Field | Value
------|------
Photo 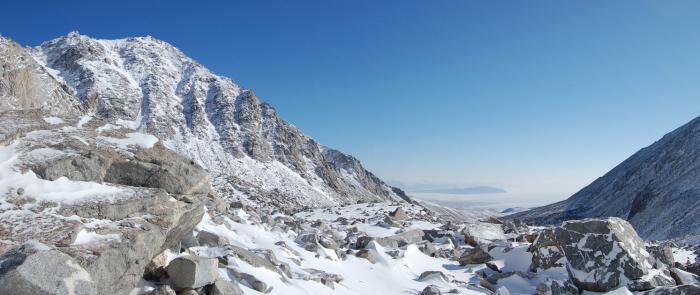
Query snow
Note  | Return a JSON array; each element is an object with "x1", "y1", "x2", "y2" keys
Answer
[
  {"x1": 0, "y1": 142, "x2": 125, "y2": 204},
  {"x1": 72, "y1": 229, "x2": 121, "y2": 245},
  {"x1": 43, "y1": 116, "x2": 65, "y2": 125},
  {"x1": 194, "y1": 209, "x2": 488, "y2": 295},
  {"x1": 98, "y1": 132, "x2": 159, "y2": 150}
]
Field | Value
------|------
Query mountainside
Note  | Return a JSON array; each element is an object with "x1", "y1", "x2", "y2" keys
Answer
[
  {"x1": 1, "y1": 32, "x2": 402, "y2": 210},
  {"x1": 509, "y1": 116, "x2": 700, "y2": 240}
]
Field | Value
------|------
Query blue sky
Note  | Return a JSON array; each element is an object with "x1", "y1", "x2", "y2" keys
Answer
[{"x1": 3, "y1": 1, "x2": 700, "y2": 201}]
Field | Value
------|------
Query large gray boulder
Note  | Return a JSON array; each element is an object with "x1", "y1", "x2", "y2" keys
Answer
[
  {"x1": 166, "y1": 255, "x2": 219, "y2": 290},
  {"x1": 542, "y1": 218, "x2": 656, "y2": 292},
  {"x1": 209, "y1": 279, "x2": 244, "y2": 295},
  {"x1": 458, "y1": 247, "x2": 492, "y2": 265},
  {"x1": 0, "y1": 243, "x2": 96, "y2": 295}
]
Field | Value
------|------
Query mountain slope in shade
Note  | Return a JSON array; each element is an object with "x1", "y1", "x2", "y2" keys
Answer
[
  {"x1": 509, "y1": 116, "x2": 700, "y2": 240},
  {"x1": 1, "y1": 32, "x2": 403, "y2": 209}
]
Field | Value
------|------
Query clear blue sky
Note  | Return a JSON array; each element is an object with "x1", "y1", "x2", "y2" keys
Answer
[{"x1": 3, "y1": 1, "x2": 700, "y2": 200}]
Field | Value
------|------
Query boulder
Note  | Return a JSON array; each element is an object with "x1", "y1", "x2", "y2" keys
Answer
[
  {"x1": 165, "y1": 255, "x2": 219, "y2": 290},
  {"x1": 143, "y1": 285, "x2": 176, "y2": 295},
  {"x1": 389, "y1": 207, "x2": 407, "y2": 220},
  {"x1": 419, "y1": 285, "x2": 442, "y2": 295},
  {"x1": 670, "y1": 268, "x2": 700, "y2": 286},
  {"x1": 355, "y1": 249, "x2": 374, "y2": 262},
  {"x1": 458, "y1": 247, "x2": 492, "y2": 265},
  {"x1": 638, "y1": 285, "x2": 700, "y2": 295},
  {"x1": 545, "y1": 218, "x2": 655, "y2": 292},
  {"x1": 417, "y1": 271, "x2": 448, "y2": 282},
  {"x1": 528, "y1": 228, "x2": 565, "y2": 271},
  {"x1": 209, "y1": 279, "x2": 244, "y2": 295},
  {"x1": 647, "y1": 243, "x2": 675, "y2": 267},
  {"x1": 230, "y1": 270, "x2": 268, "y2": 293},
  {"x1": 355, "y1": 236, "x2": 398, "y2": 249},
  {"x1": 388, "y1": 228, "x2": 426, "y2": 246},
  {"x1": 197, "y1": 230, "x2": 228, "y2": 247},
  {"x1": 0, "y1": 243, "x2": 97, "y2": 295}
]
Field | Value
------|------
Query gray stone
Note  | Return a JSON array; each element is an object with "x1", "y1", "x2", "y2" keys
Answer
[
  {"x1": 458, "y1": 247, "x2": 492, "y2": 265},
  {"x1": 355, "y1": 249, "x2": 374, "y2": 262},
  {"x1": 0, "y1": 245, "x2": 97, "y2": 295},
  {"x1": 197, "y1": 230, "x2": 228, "y2": 247},
  {"x1": 355, "y1": 236, "x2": 398, "y2": 249},
  {"x1": 390, "y1": 207, "x2": 407, "y2": 220},
  {"x1": 388, "y1": 228, "x2": 426, "y2": 246},
  {"x1": 165, "y1": 255, "x2": 219, "y2": 289},
  {"x1": 419, "y1": 285, "x2": 442, "y2": 295},
  {"x1": 143, "y1": 285, "x2": 176, "y2": 295},
  {"x1": 417, "y1": 271, "x2": 448, "y2": 282},
  {"x1": 209, "y1": 279, "x2": 244, "y2": 295},
  {"x1": 638, "y1": 285, "x2": 700, "y2": 295},
  {"x1": 230, "y1": 270, "x2": 268, "y2": 293},
  {"x1": 547, "y1": 218, "x2": 655, "y2": 292},
  {"x1": 670, "y1": 268, "x2": 700, "y2": 286},
  {"x1": 647, "y1": 243, "x2": 676, "y2": 267}
]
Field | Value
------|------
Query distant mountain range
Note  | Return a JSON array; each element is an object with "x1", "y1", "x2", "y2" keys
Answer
[{"x1": 509, "y1": 116, "x2": 700, "y2": 240}]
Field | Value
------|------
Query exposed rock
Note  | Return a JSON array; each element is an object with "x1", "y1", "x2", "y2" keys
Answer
[
  {"x1": 638, "y1": 285, "x2": 700, "y2": 295},
  {"x1": 197, "y1": 230, "x2": 229, "y2": 247},
  {"x1": 528, "y1": 228, "x2": 565, "y2": 271},
  {"x1": 209, "y1": 279, "x2": 244, "y2": 295},
  {"x1": 230, "y1": 270, "x2": 269, "y2": 293},
  {"x1": 303, "y1": 268, "x2": 344, "y2": 289},
  {"x1": 670, "y1": 268, "x2": 700, "y2": 286},
  {"x1": 0, "y1": 243, "x2": 97, "y2": 295},
  {"x1": 388, "y1": 228, "x2": 426, "y2": 246},
  {"x1": 419, "y1": 285, "x2": 442, "y2": 295},
  {"x1": 417, "y1": 271, "x2": 448, "y2": 282},
  {"x1": 355, "y1": 236, "x2": 398, "y2": 249},
  {"x1": 458, "y1": 247, "x2": 492, "y2": 265},
  {"x1": 390, "y1": 207, "x2": 407, "y2": 220},
  {"x1": 647, "y1": 243, "x2": 676, "y2": 267},
  {"x1": 165, "y1": 255, "x2": 219, "y2": 290},
  {"x1": 355, "y1": 249, "x2": 374, "y2": 262},
  {"x1": 532, "y1": 218, "x2": 655, "y2": 292},
  {"x1": 144, "y1": 251, "x2": 169, "y2": 281},
  {"x1": 143, "y1": 285, "x2": 176, "y2": 295}
]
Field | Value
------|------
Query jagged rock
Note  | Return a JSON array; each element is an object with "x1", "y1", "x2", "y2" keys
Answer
[
  {"x1": 458, "y1": 247, "x2": 492, "y2": 265},
  {"x1": 230, "y1": 270, "x2": 268, "y2": 293},
  {"x1": 389, "y1": 228, "x2": 426, "y2": 246},
  {"x1": 419, "y1": 285, "x2": 442, "y2": 295},
  {"x1": 638, "y1": 285, "x2": 700, "y2": 295},
  {"x1": 486, "y1": 261, "x2": 501, "y2": 272},
  {"x1": 417, "y1": 271, "x2": 448, "y2": 282},
  {"x1": 416, "y1": 240, "x2": 437, "y2": 257},
  {"x1": 197, "y1": 230, "x2": 228, "y2": 247},
  {"x1": 628, "y1": 273, "x2": 676, "y2": 291},
  {"x1": 647, "y1": 243, "x2": 676, "y2": 267},
  {"x1": 355, "y1": 249, "x2": 374, "y2": 262},
  {"x1": 209, "y1": 279, "x2": 244, "y2": 295},
  {"x1": 535, "y1": 218, "x2": 655, "y2": 292},
  {"x1": 390, "y1": 207, "x2": 407, "y2": 220},
  {"x1": 303, "y1": 268, "x2": 344, "y2": 289},
  {"x1": 229, "y1": 246, "x2": 278, "y2": 273},
  {"x1": 549, "y1": 280, "x2": 579, "y2": 295},
  {"x1": 176, "y1": 288, "x2": 198, "y2": 295},
  {"x1": 670, "y1": 268, "x2": 700, "y2": 286},
  {"x1": 144, "y1": 251, "x2": 168, "y2": 281},
  {"x1": 0, "y1": 243, "x2": 97, "y2": 295},
  {"x1": 165, "y1": 255, "x2": 219, "y2": 290},
  {"x1": 144, "y1": 285, "x2": 176, "y2": 295},
  {"x1": 355, "y1": 236, "x2": 398, "y2": 249},
  {"x1": 528, "y1": 228, "x2": 565, "y2": 271}
]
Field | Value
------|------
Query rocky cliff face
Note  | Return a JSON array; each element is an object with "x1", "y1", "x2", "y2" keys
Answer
[
  {"x1": 509, "y1": 116, "x2": 700, "y2": 240},
  {"x1": 0, "y1": 32, "x2": 401, "y2": 210}
]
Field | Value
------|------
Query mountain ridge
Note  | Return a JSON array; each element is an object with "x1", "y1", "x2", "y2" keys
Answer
[
  {"x1": 1, "y1": 32, "x2": 405, "y2": 210},
  {"x1": 508, "y1": 116, "x2": 700, "y2": 240}
]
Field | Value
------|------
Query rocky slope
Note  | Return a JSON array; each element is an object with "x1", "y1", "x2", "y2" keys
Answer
[
  {"x1": 508, "y1": 117, "x2": 700, "y2": 240},
  {"x1": 2, "y1": 32, "x2": 403, "y2": 210}
]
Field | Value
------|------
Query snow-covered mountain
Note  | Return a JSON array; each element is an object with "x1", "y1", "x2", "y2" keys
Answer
[
  {"x1": 509, "y1": 116, "x2": 700, "y2": 240},
  {"x1": 2, "y1": 32, "x2": 404, "y2": 210}
]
